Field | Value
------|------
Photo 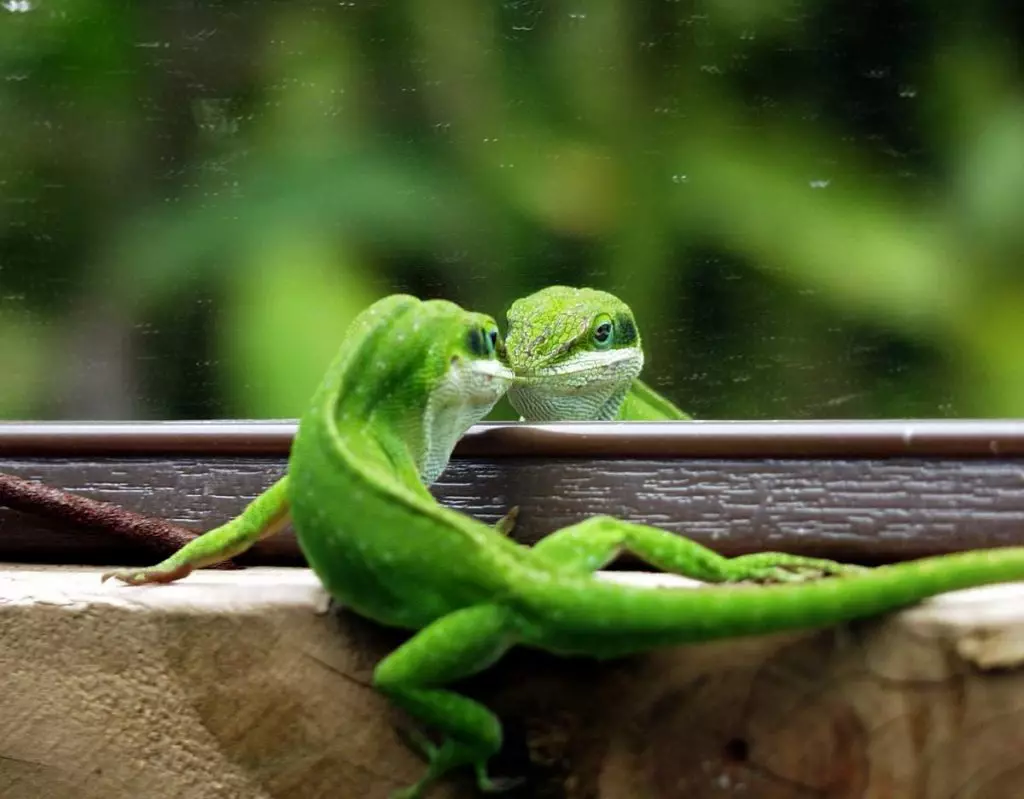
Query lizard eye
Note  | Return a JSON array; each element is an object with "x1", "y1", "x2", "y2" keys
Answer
[
  {"x1": 490, "y1": 327, "x2": 508, "y2": 361},
  {"x1": 467, "y1": 325, "x2": 501, "y2": 358},
  {"x1": 592, "y1": 315, "x2": 614, "y2": 349},
  {"x1": 466, "y1": 327, "x2": 488, "y2": 357}
]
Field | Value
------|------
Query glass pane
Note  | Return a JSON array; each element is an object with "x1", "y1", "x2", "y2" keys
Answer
[{"x1": 2, "y1": 1, "x2": 1022, "y2": 421}]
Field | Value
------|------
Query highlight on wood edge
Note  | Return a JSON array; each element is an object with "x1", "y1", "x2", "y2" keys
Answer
[{"x1": 0, "y1": 419, "x2": 1023, "y2": 457}]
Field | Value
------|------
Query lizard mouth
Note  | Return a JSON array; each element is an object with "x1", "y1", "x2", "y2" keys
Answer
[
  {"x1": 469, "y1": 359, "x2": 515, "y2": 383},
  {"x1": 512, "y1": 348, "x2": 641, "y2": 381}
]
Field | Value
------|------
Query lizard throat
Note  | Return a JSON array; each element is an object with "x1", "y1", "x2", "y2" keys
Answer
[
  {"x1": 507, "y1": 347, "x2": 643, "y2": 421},
  {"x1": 511, "y1": 347, "x2": 642, "y2": 380},
  {"x1": 418, "y1": 358, "x2": 513, "y2": 483}
]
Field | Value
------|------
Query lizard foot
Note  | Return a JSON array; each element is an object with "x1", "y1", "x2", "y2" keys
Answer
[
  {"x1": 388, "y1": 762, "x2": 521, "y2": 799},
  {"x1": 389, "y1": 783, "x2": 428, "y2": 799},
  {"x1": 394, "y1": 721, "x2": 439, "y2": 762},
  {"x1": 392, "y1": 725, "x2": 520, "y2": 798},
  {"x1": 475, "y1": 766, "x2": 525, "y2": 794},
  {"x1": 751, "y1": 562, "x2": 870, "y2": 584},
  {"x1": 100, "y1": 564, "x2": 192, "y2": 586}
]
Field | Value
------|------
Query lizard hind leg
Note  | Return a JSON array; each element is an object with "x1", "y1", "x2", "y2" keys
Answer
[
  {"x1": 530, "y1": 515, "x2": 866, "y2": 583},
  {"x1": 373, "y1": 604, "x2": 520, "y2": 798}
]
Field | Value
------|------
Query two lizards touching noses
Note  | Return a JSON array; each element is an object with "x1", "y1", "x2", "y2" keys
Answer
[{"x1": 102, "y1": 287, "x2": 1024, "y2": 798}]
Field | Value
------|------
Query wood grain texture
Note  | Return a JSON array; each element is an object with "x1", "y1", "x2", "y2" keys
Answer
[
  {"x1": 2, "y1": 455, "x2": 1024, "y2": 567},
  {"x1": 3, "y1": 566, "x2": 1024, "y2": 799}
]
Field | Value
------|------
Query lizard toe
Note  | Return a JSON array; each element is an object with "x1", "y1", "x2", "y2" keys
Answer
[
  {"x1": 100, "y1": 564, "x2": 191, "y2": 585},
  {"x1": 476, "y1": 769, "x2": 525, "y2": 794},
  {"x1": 394, "y1": 722, "x2": 439, "y2": 761}
]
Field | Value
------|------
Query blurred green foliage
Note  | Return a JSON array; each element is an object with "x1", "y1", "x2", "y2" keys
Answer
[{"x1": 1, "y1": 0, "x2": 1023, "y2": 420}]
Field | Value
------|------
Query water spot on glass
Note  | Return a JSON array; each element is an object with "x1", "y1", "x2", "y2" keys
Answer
[
  {"x1": 3, "y1": 0, "x2": 32, "y2": 12},
  {"x1": 809, "y1": 179, "x2": 831, "y2": 189}
]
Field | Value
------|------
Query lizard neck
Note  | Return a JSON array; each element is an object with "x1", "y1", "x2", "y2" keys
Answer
[{"x1": 418, "y1": 359, "x2": 510, "y2": 482}]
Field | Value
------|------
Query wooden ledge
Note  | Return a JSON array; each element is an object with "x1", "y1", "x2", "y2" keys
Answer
[
  {"x1": 4, "y1": 565, "x2": 1024, "y2": 798},
  {"x1": 2, "y1": 419, "x2": 1024, "y2": 457},
  {"x1": 4, "y1": 420, "x2": 1024, "y2": 568}
]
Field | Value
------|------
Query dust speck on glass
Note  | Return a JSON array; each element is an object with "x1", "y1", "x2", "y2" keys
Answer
[{"x1": 1, "y1": 1, "x2": 1021, "y2": 421}]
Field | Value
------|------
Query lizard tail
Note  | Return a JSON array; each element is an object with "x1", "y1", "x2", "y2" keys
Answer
[{"x1": 514, "y1": 547, "x2": 1024, "y2": 657}]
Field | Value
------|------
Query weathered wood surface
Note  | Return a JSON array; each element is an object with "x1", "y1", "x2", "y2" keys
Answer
[
  {"x1": 3, "y1": 565, "x2": 1024, "y2": 799},
  {"x1": 4, "y1": 454, "x2": 1024, "y2": 567}
]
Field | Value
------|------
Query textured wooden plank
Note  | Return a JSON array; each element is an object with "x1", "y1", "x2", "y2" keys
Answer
[
  {"x1": 4, "y1": 565, "x2": 1024, "y2": 799},
  {"x1": 3, "y1": 454, "x2": 1024, "y2": 566}
]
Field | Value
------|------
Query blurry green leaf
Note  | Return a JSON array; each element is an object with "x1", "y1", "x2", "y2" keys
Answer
[
  {"x1": 955, "y1": 103, "x2": 1024, "y2": 253},
  {"x1": 221, "y1": 231, "x2": 381, "y2": 418},
  {"x1": 0, "y1": 307, "x2": 54, "y2": 418},
  {"x1": 674, "y1": 122, "x2": 970, "y2": 334}
]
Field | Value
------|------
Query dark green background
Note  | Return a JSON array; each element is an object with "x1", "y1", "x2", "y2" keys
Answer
[{"x1": 2, "y1": 0, "x2": 1023, "y2": 421}]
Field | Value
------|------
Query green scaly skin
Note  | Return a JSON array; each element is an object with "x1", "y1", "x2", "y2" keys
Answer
[
  {"x1": 504, "y1": 285, "x2": 691, "y2": 421},
  {"x1": 101, "y1": 293, "x2": 1024, "y2": 798}
]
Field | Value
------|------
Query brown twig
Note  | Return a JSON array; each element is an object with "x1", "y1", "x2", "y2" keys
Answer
[{"x1": 0, "y1": 471, "x2": 237, "y2": 567}]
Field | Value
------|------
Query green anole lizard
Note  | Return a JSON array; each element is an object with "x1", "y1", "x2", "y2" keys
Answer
[
  {"x1": 505, "y1": 285, "x2": 691, "y2": 421},
  {"x1": 101, "y1": 292, "x2": 1024, "y2": 797}
]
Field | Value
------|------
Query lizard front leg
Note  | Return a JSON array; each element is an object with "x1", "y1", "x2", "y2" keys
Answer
[
  {"x1": 373, "y1": 604, "x2": 519, "y2": 798},
  {"x1": 530, "y1": 515, "x2": 867, "y2": 583},
  {"x1": 101, "y1": 476, "x2": 292, "y2": 585}
]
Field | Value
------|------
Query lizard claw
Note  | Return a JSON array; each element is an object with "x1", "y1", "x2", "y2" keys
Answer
[
  {"x1": 393, "y1": 721, "x2": 439, "y2": 761},
  {"x1": 494, "y1": 507, "x2": 520, "y2": 537},
  {"x1": 762, "y1": 563, "x2": 868, "y2": 583},
  {"x1": 100, "y1": 564, "x2": 191, "y2": 586},
  {"x1": 476, "y1": 770, "x2": 525, "y2": 794}
]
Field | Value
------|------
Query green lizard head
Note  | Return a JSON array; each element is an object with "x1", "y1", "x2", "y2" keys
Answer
[
  {"x1": 419, "y1": 303, "x2": 514, "y2": 480},
  {"x1": 328, "y1": 295, "x2": 514, "y2": 483},
  {"x1": 504, "y1": 285, "x2": 644, "y2": 421}
]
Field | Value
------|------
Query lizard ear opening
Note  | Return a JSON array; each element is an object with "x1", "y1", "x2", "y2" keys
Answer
[
  {"x1": 614, "y1": 312, "x2": 638, "y2": 346},
  {"x1": 493, "y1": 329, "x2": 507, "y2": 361}
]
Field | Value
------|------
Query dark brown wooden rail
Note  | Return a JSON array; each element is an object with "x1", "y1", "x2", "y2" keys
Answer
[
  {"x1": 1, "y1": 419, "x2": 1024, "y2": 456},
  {"x1": 2, "y1": 420, "x2": 1024, "y2": 567}
]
